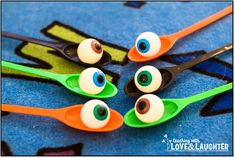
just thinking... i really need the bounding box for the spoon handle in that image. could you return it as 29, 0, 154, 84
2, 32, 62, 49
172, 6, 232, 40
180, 82, 232, 108
2, 60, 62, 81
173, 43, 232, 73
1, 104, 56, 117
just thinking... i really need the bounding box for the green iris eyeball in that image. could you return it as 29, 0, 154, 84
134, 65, 162, 93
81, 99, 110, 129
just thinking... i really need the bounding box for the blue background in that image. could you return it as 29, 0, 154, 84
2, 2, 233, 155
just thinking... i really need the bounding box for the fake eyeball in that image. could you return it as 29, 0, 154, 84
135, 32, 161, 57
77, 38, 103, 64
134, 65, 162, 93
135, 94, 164, 123
79, 67, 106, 94
81, 99, 110, 129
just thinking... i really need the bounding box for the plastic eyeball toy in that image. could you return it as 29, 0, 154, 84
135, 32, 161, 57
134, 65, 162, 93
77, 38, 103, 64
81, 99, 110, 129
79, 67, 106, 94
134, 94, 164, 123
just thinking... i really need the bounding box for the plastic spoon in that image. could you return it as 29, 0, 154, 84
125, 43, 232, 97
128, 5, 232, 62
124, 82, 232, 128
1, 61, 118, 98
2, 104, 123, 132
2, 32, 112, 67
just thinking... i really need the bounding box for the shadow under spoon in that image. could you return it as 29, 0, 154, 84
125, 43, 233, 97
2, 31, 112, 67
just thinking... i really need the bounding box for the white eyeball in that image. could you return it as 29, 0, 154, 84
81, 99, 110, 129
79, 67, 106, 94
134, 65, 162, 93
135, 94, 164, 123
77, 38, 103, 64
135, 32, 161, 57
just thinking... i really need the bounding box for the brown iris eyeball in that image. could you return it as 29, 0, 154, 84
91, 40, 103, 54
134, 94, 164, 123
77, 38, 103, 64
136, 98, 150, 114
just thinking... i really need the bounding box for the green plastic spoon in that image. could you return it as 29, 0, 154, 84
2, 60, 118, 98
124, 83, 232, 128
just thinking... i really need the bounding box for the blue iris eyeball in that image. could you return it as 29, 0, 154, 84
135, 32, 161, 57
79, 68, 106, 94
93, 71, 106, 87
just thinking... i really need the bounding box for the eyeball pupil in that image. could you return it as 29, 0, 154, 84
95, 43, 101, 50
93, 72, 106, 88
139, 42, 146, 50
94, 104, 108, 121
98, 107, 106, 116
97, 75, 104, 84
137, 70, 152, 87
136, 39, 150, 53
91, 40, 103, 54
138, 101, 146, 110
136, 98, 150, 114
140, 74, 148, 83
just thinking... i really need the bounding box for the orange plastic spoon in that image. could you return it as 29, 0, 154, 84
1, 104, 123, 132
128, 6, 232, 62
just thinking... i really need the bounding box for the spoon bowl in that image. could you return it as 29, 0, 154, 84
63, 105, 123, 132
62, 43, 112, 66
124, 99, 180, 128
124, 68, 175, 97
128, 36, 175, 62
63, 74, 118, 98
